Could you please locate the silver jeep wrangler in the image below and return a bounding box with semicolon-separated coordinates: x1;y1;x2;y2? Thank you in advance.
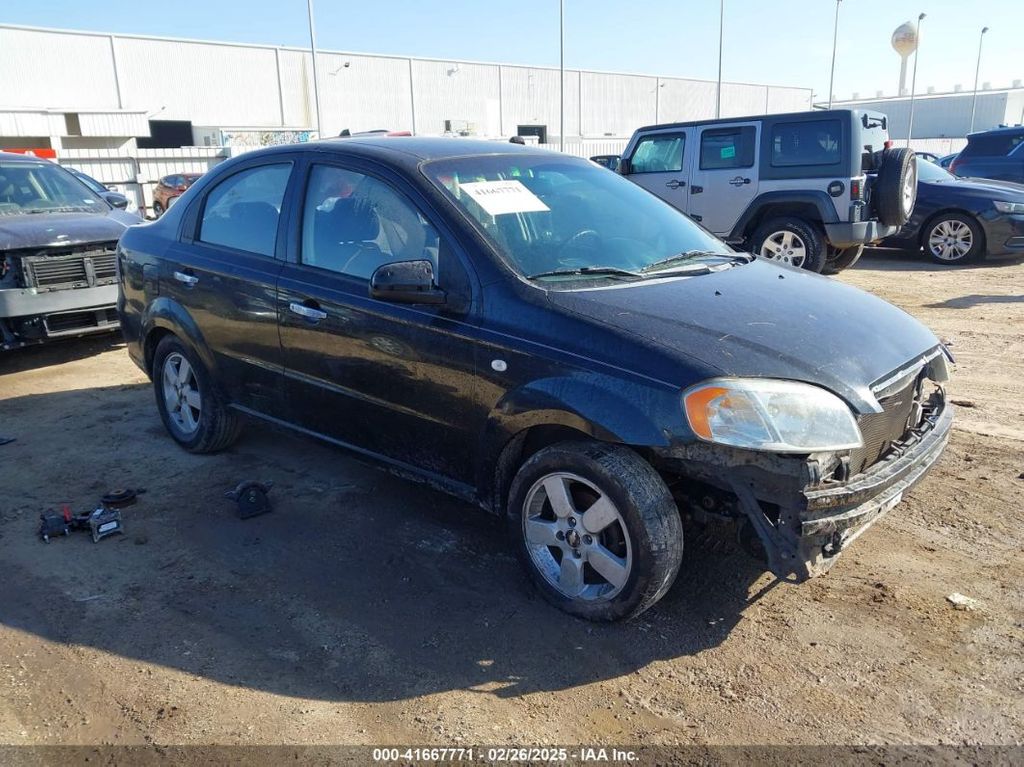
616;109;917;274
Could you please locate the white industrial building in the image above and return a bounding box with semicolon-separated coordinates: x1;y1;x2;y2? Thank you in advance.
828;84;1024;155
0;23;813;154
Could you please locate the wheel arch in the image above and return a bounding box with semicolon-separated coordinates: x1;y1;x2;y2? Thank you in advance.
141;297;216;378
730;191;838;242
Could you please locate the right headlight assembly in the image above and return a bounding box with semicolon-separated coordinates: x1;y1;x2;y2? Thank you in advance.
683;378;863;453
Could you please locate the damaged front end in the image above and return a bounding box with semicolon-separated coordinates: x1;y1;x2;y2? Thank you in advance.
653;353;953;581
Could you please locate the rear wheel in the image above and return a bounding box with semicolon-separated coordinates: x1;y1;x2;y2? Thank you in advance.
923;213;984;264
507;441;683;621
821;244;865;275
751;216;827;272
152;335;241;453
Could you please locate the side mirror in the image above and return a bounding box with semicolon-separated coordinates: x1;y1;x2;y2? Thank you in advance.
618;157;632;175
370;259;445;305
102;191;129;210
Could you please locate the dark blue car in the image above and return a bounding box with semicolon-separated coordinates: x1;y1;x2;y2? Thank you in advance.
881;158;1024;264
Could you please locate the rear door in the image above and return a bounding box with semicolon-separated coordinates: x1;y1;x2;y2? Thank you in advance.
164;156;298;417
687;122;759;235
621;129;690;212
276;160;482;487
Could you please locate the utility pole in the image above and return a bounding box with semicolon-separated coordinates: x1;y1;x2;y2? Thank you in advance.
969;27;989;133
906;12;925;148
716;0;724;118
560;0;565;151
828;0;842;109
307;0;323;137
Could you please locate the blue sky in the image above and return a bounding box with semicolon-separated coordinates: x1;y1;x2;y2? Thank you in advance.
5;0;1022;100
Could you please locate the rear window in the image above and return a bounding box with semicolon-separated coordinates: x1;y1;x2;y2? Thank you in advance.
771;120;841;167
960;131;1024;158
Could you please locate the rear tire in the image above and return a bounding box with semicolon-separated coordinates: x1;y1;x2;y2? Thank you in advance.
821;244;864;275
874;148;917;227
152;335;241;453
751;217;827;273
507;441;683;622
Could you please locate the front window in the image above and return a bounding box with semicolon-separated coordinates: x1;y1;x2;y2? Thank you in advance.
423;155;732;282
0;160;107;215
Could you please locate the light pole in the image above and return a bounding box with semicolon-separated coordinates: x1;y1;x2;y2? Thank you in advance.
828;0;842;109
906;12;925;148
970;26;989;133
306;0;323;137
559;0;565;151
715;0;724;118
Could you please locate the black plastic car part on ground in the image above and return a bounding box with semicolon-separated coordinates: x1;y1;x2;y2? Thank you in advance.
882;158;1024;263
1;153;139;349
117;137;952;621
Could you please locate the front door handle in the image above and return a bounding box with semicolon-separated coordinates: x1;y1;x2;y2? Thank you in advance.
173;270;198;286
289;301;328;322
729;176;752;187
665;179;686;189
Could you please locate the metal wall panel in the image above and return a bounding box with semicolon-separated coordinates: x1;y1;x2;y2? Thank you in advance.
410;59;501;136
767;86;813;114
317;53;414;136
834;92;1013;139
658;78;718;123
113;37;284;126
581;72;657;137
499;66;580;137
719;83;769;118
0;28;120;110
78;112;150;137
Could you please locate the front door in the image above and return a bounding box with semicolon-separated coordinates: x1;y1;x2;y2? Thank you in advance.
622;129;690;213
687;123;760;236
276;162;482;488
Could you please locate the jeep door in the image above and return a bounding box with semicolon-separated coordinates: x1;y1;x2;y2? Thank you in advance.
166;157;297;418
620;129;690;213
276;160;482;488
687;123;759;236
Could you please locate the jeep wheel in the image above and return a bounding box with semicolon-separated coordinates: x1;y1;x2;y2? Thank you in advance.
508;442;683;622
874;148;917;227
152;335;242;453
924;213;984;264
751;217;827;272
821;244;865;275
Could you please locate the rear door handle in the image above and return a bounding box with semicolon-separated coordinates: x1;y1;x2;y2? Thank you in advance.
289;301;328;322
665;179;686;189
173;270;198;286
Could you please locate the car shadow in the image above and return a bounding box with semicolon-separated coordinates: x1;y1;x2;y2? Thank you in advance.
0;332;124;375
857;247;1024;271
923;294;1024;309
0;382;771;703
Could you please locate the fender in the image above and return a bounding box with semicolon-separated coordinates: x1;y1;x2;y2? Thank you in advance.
476;374;681;509
728;190;841;242
140;296;216;377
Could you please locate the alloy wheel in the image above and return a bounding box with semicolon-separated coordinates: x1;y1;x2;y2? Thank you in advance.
162;352;202;434
928;219;973;261
522;472;633;601
760;230;807;268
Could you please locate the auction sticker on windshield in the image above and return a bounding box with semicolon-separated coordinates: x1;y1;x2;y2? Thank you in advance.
459;180;550;216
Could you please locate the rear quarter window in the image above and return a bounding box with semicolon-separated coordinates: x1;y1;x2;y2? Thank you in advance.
771;119;842;167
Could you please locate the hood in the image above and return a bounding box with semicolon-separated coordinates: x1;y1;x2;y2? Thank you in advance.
0;210;135;251
545;259;941;414
932;175;1024;198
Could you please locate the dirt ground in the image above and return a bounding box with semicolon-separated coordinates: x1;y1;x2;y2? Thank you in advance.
1;249;1023;751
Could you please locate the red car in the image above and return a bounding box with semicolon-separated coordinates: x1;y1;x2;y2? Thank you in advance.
152;172;203;218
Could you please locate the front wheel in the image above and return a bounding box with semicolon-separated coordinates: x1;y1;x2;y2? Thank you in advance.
821;244;865;275
507;442;683;621
924;213;984;264
751;217;827;272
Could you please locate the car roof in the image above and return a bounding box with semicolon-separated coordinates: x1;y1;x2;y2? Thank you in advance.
0;151;53;164
967;125;1024;138
631;108;882;133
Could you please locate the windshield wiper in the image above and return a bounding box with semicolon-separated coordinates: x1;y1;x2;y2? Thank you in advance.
641;250;747;273
528;266;643;280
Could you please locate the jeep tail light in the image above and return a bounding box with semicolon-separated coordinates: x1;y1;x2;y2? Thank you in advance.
884;140;893;150
850;179;862;200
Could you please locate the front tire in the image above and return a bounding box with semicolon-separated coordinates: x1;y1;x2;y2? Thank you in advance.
751;216;827;272
821;244;865;275
507;442;683;622
923;213;984;264
152;335;241;453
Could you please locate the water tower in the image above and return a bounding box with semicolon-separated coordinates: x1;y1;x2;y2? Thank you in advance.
892;21;919;96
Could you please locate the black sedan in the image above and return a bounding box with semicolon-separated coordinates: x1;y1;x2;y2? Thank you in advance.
117;138;952;621
881;158;1024;264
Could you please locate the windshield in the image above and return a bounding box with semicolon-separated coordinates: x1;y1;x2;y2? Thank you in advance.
916;157;954;182
0;160;108;216
423;154;732;282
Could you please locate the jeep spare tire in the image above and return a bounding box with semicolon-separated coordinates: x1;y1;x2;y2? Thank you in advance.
874;147;917;227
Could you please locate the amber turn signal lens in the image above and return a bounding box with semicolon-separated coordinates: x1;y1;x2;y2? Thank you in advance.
683;385;729;440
